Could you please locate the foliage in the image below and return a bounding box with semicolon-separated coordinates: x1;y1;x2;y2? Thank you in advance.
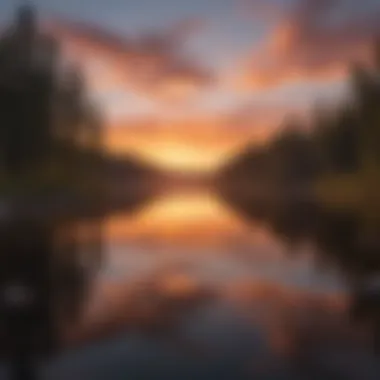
0;5;104;199
220;39;380;207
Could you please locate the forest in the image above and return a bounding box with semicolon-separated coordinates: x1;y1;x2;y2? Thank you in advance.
219;40;380;211
0;6;150;217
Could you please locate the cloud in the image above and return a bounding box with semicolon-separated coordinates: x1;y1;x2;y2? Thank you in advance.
239;0;380;89
237;0;285;21
47;17;213;103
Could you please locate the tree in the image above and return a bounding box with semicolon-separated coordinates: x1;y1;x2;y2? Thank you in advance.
0;4;105;196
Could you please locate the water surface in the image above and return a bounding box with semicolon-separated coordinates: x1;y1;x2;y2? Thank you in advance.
47;188;380;380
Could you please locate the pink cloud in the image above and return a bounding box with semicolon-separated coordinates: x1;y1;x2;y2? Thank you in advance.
239;0;380;89
47;17;213;102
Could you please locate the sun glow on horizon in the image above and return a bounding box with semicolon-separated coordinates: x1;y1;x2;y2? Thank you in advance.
104;131;250;173
122;141;230;173
104;117;276;173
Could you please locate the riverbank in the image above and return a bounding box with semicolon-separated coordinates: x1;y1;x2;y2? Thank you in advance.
0;182;153;224
314;173;380;216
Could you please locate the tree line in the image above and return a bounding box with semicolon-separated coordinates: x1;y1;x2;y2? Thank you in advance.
220;40;380;206
0;5;105;199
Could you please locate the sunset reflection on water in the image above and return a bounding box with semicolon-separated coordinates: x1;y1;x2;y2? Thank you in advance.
103;190;277;248
100;189;342;291
52;189;380;380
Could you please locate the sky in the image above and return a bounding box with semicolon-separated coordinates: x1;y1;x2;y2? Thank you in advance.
2;0;380;172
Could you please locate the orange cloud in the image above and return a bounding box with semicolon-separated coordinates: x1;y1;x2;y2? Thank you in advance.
47;17;213;103
238;0;380;90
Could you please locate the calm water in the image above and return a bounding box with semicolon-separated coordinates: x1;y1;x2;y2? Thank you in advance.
7;188;380;379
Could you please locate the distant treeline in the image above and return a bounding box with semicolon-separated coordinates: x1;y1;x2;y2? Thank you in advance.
220;41;380;207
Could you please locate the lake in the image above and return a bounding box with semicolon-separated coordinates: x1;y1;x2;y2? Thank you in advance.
3;187;380;380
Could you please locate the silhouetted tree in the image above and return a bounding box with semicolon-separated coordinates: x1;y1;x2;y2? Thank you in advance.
0;4;104;198
218;38;380;201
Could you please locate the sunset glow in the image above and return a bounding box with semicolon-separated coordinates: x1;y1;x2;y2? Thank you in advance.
105;129;249;172
38;0;380;173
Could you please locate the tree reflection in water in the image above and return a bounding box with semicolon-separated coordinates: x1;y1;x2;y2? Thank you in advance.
222;195;380;356
0;216;102;380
